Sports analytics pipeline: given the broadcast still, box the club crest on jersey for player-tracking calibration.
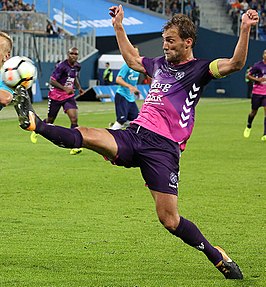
[175,71,185,80]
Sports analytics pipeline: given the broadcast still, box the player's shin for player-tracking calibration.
[36,122,83,148]
[170,216,222,265]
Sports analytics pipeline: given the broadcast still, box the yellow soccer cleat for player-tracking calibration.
[30,131,38,144]
[243,127,251,138]
[70,148,83,155]
[261,135,266,141]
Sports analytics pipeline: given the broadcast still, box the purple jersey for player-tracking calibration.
[49,59,81,101]
[132,56,214,146]
[249,60,266,95]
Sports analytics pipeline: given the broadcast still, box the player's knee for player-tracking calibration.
[76,127,101,145]
[158,215,180,233]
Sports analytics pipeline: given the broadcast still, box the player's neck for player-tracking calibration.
[170,57,195,66]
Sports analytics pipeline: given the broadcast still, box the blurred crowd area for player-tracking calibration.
[121,0,200,24]
[0,0,265,40]
[0,0,36,11]
[226,0,266,39]
[226,0,266,40]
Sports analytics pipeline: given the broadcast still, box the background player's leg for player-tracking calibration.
[66,108,78,128]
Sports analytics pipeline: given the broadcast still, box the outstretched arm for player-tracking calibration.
[109,5,146,74]
[215,9,259,77]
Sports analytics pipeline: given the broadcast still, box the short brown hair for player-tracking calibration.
[0,31,13,52]
[163,14,197,47]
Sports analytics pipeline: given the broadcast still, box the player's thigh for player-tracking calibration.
[251,94,263,110]
[47,98,61,119]
[77,127,118,159]
[63,97,78,113]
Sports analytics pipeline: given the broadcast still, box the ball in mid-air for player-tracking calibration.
[1,56,37,89]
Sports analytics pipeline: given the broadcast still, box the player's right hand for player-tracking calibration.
[109,5,124,27]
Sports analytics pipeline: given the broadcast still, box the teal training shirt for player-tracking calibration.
[0,73,14,111]
[116,63,140,102]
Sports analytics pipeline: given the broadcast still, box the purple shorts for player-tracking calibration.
[47,96,78,118]
[251,94,266,110]
[107,124,180,195]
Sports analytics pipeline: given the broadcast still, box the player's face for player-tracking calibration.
[68,49,79,65]
[162,28,191,64]
[263,50,266,62]
[0,38,11,68]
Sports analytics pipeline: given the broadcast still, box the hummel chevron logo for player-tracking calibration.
[179,83,200,129]
[181,112,190,121]
[189,84,200,99]
[179,119,188,128]
[182,105,191,113]
[185,98,193,107]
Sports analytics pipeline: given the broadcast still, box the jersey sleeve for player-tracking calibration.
[142,57,158,78]
[0,80,14,111]
[51,63,65,81]
[249,62,260,77]
[0,81,14,94]
[117,63,128,78]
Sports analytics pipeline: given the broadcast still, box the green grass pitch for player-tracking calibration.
[0,98,265,287]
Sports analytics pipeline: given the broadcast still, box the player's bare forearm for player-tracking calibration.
[74,77,82,90]
[110,5,145,73]
[50,78,65,90]
[217,9,258,77]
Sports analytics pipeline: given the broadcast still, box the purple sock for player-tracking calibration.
[71,123,78,129]
[247,114,254,128]
[35,120,83,148]
[172,217,222,265]
[263,117,266,135]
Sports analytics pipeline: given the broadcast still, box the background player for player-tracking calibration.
[13,7,259,279]
[31,47,85,154]
[110,46,140,130]
[243,49,266,141]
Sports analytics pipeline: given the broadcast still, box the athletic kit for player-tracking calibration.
[48,59,81,117]
[109,57,220,194]
[115,63,140,124]
[249,60,266,109]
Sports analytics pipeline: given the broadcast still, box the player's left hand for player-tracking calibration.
[79,88,85,95]
[242,9,259,26]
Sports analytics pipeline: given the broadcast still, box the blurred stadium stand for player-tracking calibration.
[1,0,265,100]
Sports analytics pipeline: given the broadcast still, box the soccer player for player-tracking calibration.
[110,46,140,130]
[243,49,266,141]
[31,47,85,155]
[0,31,14,110]
[13,6,259,279]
